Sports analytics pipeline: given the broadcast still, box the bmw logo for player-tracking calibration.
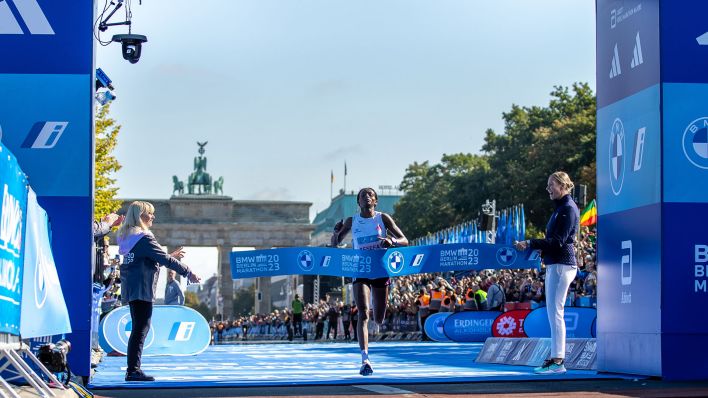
[682,117,708,169]
[609,118,625,195]
[297,250,315,271]
[496,247,517,267]
[386,251,405,274]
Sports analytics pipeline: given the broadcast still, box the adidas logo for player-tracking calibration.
[0,0,54,35]
[630,32,643,69]
[609,43,621,79]
[697,32,708,45]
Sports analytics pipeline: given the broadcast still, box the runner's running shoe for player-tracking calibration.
[534,359,566,374]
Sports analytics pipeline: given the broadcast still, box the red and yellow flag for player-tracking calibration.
[580,199,597,227]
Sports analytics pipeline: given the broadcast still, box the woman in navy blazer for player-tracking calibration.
[515,171,579,375]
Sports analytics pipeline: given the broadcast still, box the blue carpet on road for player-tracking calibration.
[89,342,630,389]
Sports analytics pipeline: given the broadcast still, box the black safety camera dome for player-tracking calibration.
[112,34,148,64]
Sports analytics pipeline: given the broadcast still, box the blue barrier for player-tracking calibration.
[423,313,452,342]
[230,243,541,279]
[523,307,597,339]
[99,305,211,356]
[443,311,501,342]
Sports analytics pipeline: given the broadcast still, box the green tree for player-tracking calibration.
[395,83,596,237]
[185,291,213,320]
[232,285,255,317]
[94,105,122,219]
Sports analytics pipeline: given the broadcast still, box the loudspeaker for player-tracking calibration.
[480,213,496,231]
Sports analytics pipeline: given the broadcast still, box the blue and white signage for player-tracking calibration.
[442,311,501,343]
[0,75,91,196]
[423,312,452,342]
[230,244,541,279]
[20,188,71,338]
[524,307,597,339]
[663,84,708,203]
[231,247,387,279]
[660,2,708,84]
[596,0,660,108]
[99,306,211,356]
[0,143,28,336]
[0,0,93,74]
[597,84,660,215]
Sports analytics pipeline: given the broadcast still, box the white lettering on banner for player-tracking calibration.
[695,245,708,293]
[439,248,478,268]
[454,318,494,333]
[0,185,23,258]
[609,4,643,29]
[233,254,279,273]
[0,258,20,295]
[341,254,371,274]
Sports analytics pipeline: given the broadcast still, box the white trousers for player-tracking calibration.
[545,263,577,359]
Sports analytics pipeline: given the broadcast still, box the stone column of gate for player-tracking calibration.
[217,244,234,319]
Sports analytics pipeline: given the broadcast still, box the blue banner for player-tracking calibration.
[660,2,708,84]
[99,305,211,356]
[20,188,71,338]
[596,84,661,216]
[0,143,28,336]
[596,0,660,108]
[0,0,93,74]
[662,83,708,203]
[523,307,597,339]
[423,312,451,342]
[442,311,501,343]
[230,243,541,279]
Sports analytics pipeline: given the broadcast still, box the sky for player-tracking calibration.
[96,0,597,221]
[98,1,597,292]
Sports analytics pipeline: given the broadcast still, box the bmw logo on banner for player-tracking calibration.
[609,118,626,195]
[386,251,405,274]
[496,247,517,267]
[423,312,452,342]
[683,117,708,169]
[297,250,314,272]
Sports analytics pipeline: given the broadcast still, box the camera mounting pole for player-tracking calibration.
[98,0,131,32]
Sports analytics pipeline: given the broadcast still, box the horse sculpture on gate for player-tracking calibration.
[172,176,184,196]
[172,141,224,197]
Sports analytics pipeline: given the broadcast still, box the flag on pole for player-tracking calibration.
[330,170,334,183]
[580,199,597,226]
[344,162,348,176]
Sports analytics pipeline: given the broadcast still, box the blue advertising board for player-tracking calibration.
[423,312,451,342]
[662,83,708,203]
[659,2,708,84]
[0,0,93,74]
[596,0,660,108]
[0,143,28,336]
[99,306,211,356]
[0,0,95,376]
[596,84,661,215]
[523,307,596,339]
[0,74,91,197]
[442,311,501,343]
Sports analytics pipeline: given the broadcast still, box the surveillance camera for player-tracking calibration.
[96,68,114,90]
[112,34,147,64]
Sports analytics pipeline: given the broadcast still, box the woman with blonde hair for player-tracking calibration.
[514,171,579,374]
[117,201,201,382]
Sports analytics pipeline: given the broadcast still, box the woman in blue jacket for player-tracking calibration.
[514,171,579,375]
[117,201,201,382]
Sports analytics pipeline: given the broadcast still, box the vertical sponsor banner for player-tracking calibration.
[0,0,94,375]
[660,2,708,379]
[20,188,71,338]
[596,0,662,377]
[0,143,28,336]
